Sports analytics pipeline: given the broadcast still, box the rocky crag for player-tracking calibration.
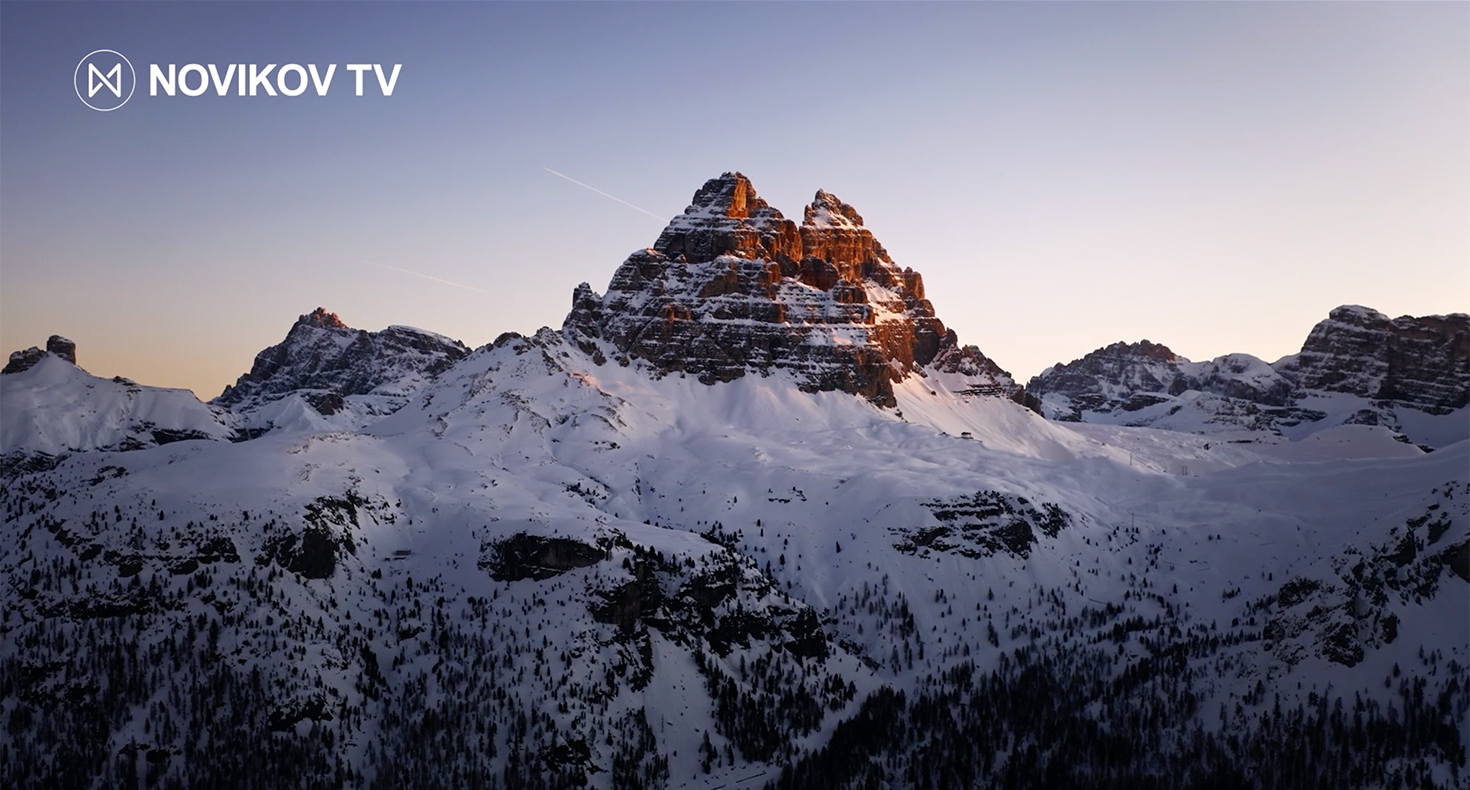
[1026,306,1468,444]
[563,173,1018,408]
[1275,305,1469,414]
[2,310,472,467]
[215,308,470,417]
[3,335,78,375]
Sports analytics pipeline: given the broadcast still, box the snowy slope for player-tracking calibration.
[1,311,474,470]
[1,354,232,461]
[4,173,1465,790]
[5,327,1464,789]
[1028,322,1469,449]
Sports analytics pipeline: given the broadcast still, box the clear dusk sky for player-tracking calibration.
[2,2,1467,399]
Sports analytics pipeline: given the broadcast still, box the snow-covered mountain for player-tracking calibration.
[1276,305,1469,413]
[1025,306,1469,448]
[564,173,1020,409]
[1,337,234,468]
[216,307,471,434]
[1,311,472,473]
[3,174,1466,790]
[3,333,79,374]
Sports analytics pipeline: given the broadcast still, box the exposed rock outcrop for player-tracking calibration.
[45,336,77,365]
[650,173,802,265]
[1025,341,1190,421]
[2,348,46,376]
[216,308,470,416]
[1276,305,1469,414]
[564,172,1017,407]
[893,490,1074,560]
[482,534,606,582]
[1025,306,1467,444]
[3,335,76,375]
[1256,482,1468,669]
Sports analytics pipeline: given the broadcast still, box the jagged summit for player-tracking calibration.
[1025,340,1289,424]
[297,306,349,330]
[799,188,895,278]
[1277,305,1469,413]
[1031,340,1183,384]
[1025,340,1198,422]
[2,335,77,375]
[565,173,1017,407]
[215,308,470,415]
[1026,305,1468,445]
[804,189,862,227]
[651,172,801,264]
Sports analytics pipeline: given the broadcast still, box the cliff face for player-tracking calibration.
[564,173,1016,407]
[1025,305,1468,444]
[1276,306,1469,415]
[215,308,470,414]
[1024,341,1192,419]
[2,335,77,375]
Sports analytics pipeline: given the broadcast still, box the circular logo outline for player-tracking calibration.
[74,49,136,112]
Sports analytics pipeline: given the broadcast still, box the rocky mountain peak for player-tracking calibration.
[215,309,470,414]
[1025,304,1466,442]
[565,173,1018,407]
[298,307,349,330]
[804,189,864,228]
[799,189,892,273]
[1327,304,1387,323]
[3,335,78,375]
[45,335,77,365]
[1037,340,1185,379]
[689,171,762,218]
[1025,341,1197,421]
[651,172,801,264]
[1277,304,1468,414]
[1121,340,1180,363]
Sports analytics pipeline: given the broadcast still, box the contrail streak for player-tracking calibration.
[544,168,667,221]
[371,263,488,294]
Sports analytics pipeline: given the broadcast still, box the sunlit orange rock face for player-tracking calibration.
[564,172,1017,407]
[651,173,802,265]
[799,189,890,275]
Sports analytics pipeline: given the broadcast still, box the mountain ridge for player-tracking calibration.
[563,172,1019,409]
[5,318,1464,789]
[215,306,470,417]
[1,310,472,466]
[1025,305,1468,447]
[2,172,1466,790]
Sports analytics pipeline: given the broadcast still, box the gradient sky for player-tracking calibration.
[2,2,1467,399]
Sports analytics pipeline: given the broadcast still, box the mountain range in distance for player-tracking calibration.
[5,176,1465,463]
[3,172,1466,790]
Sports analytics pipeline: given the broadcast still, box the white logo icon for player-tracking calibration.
[75,50,136,111]
[89,63,122,98]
